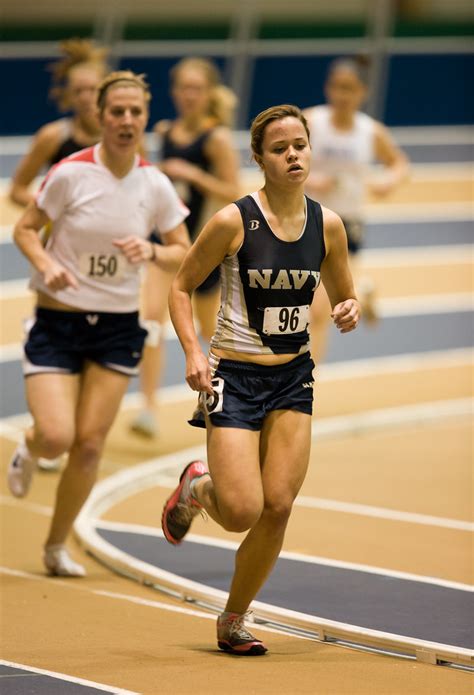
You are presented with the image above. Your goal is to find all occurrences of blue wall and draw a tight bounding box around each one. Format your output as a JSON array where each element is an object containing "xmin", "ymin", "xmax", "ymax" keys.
[
  {"xmin": 385, "ymin": 53, "xmax": 473, "ymax": 126},
  {"xmin": 0, "ymin": 53, "xmax": 472, "ymax": 135}
]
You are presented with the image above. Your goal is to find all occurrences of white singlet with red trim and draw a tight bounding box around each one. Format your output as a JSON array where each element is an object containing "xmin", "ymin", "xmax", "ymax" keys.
[
  {"xmin": 32, "ymin": 144, "xmax": 189, "ymax": 312},
  {"xmin": 307, "ymin": 104, "xmax": 375, "ymax": 219}
]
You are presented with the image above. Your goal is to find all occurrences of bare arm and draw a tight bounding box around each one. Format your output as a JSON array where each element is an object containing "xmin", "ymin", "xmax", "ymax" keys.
[
  {"xmin": 161, "ymin": 128, "xmax": 240, "ymax": 202},
  {"xmin": 113, "ymin": 223, "xmax": 190, "ymax": 271},
  {"xmin": 13, "ymin": 203, "xmax": 78, "ymax": 290},
  {"xmin": 9, "ymin": 123, "xmax": 63, "ymax": 207},
  {"xmin": 369, "ymin": 122, "xmax": 410, "ymax": 197},
  {"xmin": 320, "ymin": 207, "xmax": 360, "ymax": 334},
  {"xmin": 169, "ymin": 204, "xmax": 243, "ymax": 393}
]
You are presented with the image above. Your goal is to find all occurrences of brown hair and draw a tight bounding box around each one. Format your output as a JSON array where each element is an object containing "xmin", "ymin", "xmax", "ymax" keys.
[
  {"xmin": 327, "ymin": 55, "xmax": 371, "ymax": 85},
  {"xmin": 250, "ymin": 104, "xmax": 310, "ymax": 159},
  {"xmin": 97, "ymin": 71, "xmax": 152, "ymax": 113},
  {"xmin": 170, "ymin": 57, "xmax": 237, "ymax": 127},
  {"xmin": 48, "ymin": 38, "xmax": 108, "ymax": 110}
]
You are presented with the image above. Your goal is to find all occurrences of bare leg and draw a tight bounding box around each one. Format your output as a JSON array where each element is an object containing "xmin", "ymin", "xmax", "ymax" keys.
[
  {"xmin": 194, "ymin": 425, "xmax": 263, "ymax": 531},
  {"xmin": 24, "ymin": 373, "xmax": 79, "ymax": 459},
  {"xmin": 224, "ymin": 410, "xmax": 311, "ymax": 614},
  {"xmin": 45, "ymin": 363, "xmax": 129, "ymax": 546},
  {"xmin": 193, "ymin": 410, "xmax": 312, "ymax": 613}
]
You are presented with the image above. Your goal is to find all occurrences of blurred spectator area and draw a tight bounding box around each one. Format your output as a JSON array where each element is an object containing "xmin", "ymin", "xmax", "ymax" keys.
[{"xmin": 0, "ymin": 0, "xmax": 472, "ymax": 133}]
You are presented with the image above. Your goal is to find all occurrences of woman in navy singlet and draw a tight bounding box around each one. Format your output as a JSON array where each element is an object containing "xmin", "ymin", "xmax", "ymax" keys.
[
  {"xmin": 161, "ymin": 105, "xmax": 360, "ymax": 656},
  {"xmin": 9, "ymin": 39, "xmax": 107, "ymax": 208},
  {"xmin": 131, "ymin": 57, "xmax": 240, "ymax": 438}
]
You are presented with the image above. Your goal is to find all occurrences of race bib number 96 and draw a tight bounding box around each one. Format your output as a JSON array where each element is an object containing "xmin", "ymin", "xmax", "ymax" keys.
[
  {"xmin": 79, "ymin": 253, "xmax": 127, "ymax": 284},
  {"xmin": 262, "ymin": 305, "xmax": 310, "ymax": 335}
]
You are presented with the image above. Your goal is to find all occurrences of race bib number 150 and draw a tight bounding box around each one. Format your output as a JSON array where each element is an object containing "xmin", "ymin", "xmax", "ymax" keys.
[{"xmin": 79, "ymin": 253, "xmax": 126, "ymax": 284}]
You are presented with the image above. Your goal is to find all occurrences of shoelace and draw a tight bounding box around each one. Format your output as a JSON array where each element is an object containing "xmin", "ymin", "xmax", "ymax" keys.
[
  {"xmin": 171, "ymin": 502, "xmax": 207, "ymax": 526},
  {"xmin": 226, "ymin": 612, "xmax": 256, "ymax": 641}
]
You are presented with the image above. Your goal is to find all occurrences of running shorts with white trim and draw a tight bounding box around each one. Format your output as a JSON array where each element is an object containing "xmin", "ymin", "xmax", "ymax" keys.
[
  {"xmin": 189, "ymin": 352, "xmax": 315, "ymax": 431},
  {"xmin": 23, "ymin": 307, "xmax": 147, "ymax": 377}
]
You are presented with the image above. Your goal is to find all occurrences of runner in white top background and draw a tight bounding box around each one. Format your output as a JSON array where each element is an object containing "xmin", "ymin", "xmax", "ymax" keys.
[
  {"xmin": 304, "ymin": 56, "xmax": 409, "ymax": 361},
  {"xmin": 7, "ymin": 71, "xmax": 190, "ymax": 577}
]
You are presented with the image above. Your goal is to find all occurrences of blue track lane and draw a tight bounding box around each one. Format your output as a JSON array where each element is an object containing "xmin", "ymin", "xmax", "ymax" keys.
[{"xmin": 97, "ymin": 529, "xmax": 474, "ymax": 650}]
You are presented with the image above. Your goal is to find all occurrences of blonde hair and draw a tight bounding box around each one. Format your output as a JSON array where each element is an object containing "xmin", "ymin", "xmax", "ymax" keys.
[
  {"xmin": 170, "ymin": 57, "xmax": 237, "ymax": 127},
  {"xmin": 97, "ymin": 71, "xmax": 152, "ymax": 113},
  {"xmin": 48, "ymin": 38, "xmax": 108, "ymax": 110},
  {"xmin": 250, "ymin": 104, "xmax": 310, "ymax": 159}
]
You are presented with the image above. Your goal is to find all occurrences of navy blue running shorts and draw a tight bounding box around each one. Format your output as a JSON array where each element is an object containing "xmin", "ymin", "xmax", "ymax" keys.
[
  {"xmin": 23, "ymin": 308, "xmax": 148, "ymax": 377},
  {"xmin": 189, "ymin": 352, "xmax": 315, "ymax": 431}
]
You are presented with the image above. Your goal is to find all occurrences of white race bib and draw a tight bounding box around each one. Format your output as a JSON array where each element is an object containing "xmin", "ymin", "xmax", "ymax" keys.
[
  {"xmin": 79, "ymin": 253, "xmax": 127, "ymax": 284},
  {"xmin": 262, "ymin": 305, "xmax": 310, "ymax": 335}
]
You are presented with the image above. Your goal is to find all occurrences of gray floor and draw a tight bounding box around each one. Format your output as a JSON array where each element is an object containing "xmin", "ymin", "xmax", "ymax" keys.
[
  {"xmin": 1, "ymin": 219, "xmax": 472, "ymax": 284},
  {"xmin": 1, "ymin": 213, "xmax": 473, "ymax": 418},
  {"xmin": 0, "ymin": 664, "xmax": 123, "ymax": 695},
  {"xmin": 98, "ymin": 530, "xmax": 474, "ymax": 650},
  {"xmin": 1, "ymin": 310, "xmax": 471, "ymax": 419}
]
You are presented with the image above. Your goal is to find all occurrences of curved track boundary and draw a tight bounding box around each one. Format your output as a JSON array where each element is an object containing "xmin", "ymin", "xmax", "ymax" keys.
[{"xmin": 74, "ymin": 434, "xmax": 473, "ymax": 671}]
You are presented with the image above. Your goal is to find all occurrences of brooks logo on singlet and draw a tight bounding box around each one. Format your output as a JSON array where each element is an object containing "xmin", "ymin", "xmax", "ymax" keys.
[{"xmin": 248, "ymin": 269, "xmax": 320, "ymax": 291}]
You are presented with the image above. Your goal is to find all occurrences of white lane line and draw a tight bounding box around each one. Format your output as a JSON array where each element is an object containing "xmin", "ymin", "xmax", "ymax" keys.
[
  {"xmin": 389, "ymin": 126, "xmax": 473, "ymax": 145},
  {"xmin": 0, "ymin": 657, "xmax": 138, "ymax": 695},
  {"xmin": 295, "ymin": 497, "xmax": 473, "ymax": 532},
  {"xmin": 365, "ymin": 203, "xmax": 473, "ymax": 223},
  {"xmin": 1, "ymin": 243, "xmax": 472, "ymax": 299},
  {"xmin": 1, "ymin": 300, "xmax": 473, "ymax": 365},
  {"xmin": 4, "ymin": 487, "xmax": 470, "ymax": 589},
  {"xmin": 0, "ymin": 279, "xmax": 33, "ymax": 298},
  {"xmin": 95, "ymin": 519, "xmax": 473, "ymax": 593},
  {"xmin": 0, "ymin": 566, "xmax": 302, "ymax": 641},
  {"xmin": 318, "ymin": 347, "xmax": 473, "ymax": 381},
  {"xmin": 360, "ymin": 244, "xmax": 472, "ymax": 267},
  {"xmin": 310, "ymin": 397, "xmax": 473, "ymax": 440},
  {"xmin": 377, "ymin": 293, "xmax": 473, "ymax": 317},
  {"xmin": 0, "ymin": 495, "xmax": 51, "ymax": 516}
]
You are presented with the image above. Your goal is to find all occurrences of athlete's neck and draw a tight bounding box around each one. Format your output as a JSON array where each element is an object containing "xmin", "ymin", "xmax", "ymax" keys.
[
  {"xmin": 179, "ymin": 114, "xmax": 214, "ymax": 134},
  {"xmin": 330, "ymin": 108, "xmax": 356, "ymax": 131},
  {"xmin": 98, "ymin": 143, "xmax": 136, "ymax": 178},
  {"xmin": 260, "ymin": 185, "xmax": 305, "ymax": 219},
  {"xmin": 73, "ymin": 114, "xmax": 101, "ymax": 139}
]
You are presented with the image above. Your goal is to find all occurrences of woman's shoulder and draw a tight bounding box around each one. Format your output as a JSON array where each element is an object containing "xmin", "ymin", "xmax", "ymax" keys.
[{"xmin": 30, "ymin": 119, "xmax": 71, "ymax": 159}]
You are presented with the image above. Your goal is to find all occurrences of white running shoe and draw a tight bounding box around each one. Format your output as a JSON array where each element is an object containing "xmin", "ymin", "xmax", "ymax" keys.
[
  {"xmin": 43, "ymin": 545, "xmax": 86, "ymax": 577},
  {"xmin": 7, "ymin": 442, "xmax": 37, "ymax": 498},
  {"xmin": 37, "ymin": 457, "xmax": 62, "ymax": 472},
  {"xmin": 130, "ymin": 410, "xmax": 159, "ymax": 438}
]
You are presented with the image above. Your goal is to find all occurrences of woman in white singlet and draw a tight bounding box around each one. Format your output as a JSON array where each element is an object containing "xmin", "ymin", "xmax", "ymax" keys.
[
  {"xmin": 304, "ymin": 56, "xmax": 409, "ymax": 360},
  {"xmin": 7, "ymin": 71, "xmax": 190, "ymax": 578}
]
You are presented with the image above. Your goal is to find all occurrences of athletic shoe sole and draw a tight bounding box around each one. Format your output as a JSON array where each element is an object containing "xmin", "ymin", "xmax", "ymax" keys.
[
  {"xmin": 217, "ymin": 640, "xmax": 268, "ymax": 656},
  {"xmin": 161, "ymin": 461, "xmax": 205, "ymax": 545}
]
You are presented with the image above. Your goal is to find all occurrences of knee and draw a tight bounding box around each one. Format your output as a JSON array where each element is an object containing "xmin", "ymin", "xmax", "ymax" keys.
[
  {"xmin": 33, "ymin": 426, "xmax": 73, "ymax": 459},
  {"xmin": 220, "ymin": 500, "xmax": 263, "ymax": 533},
  {"xmin": 70, "ymin": 434, "xmax": 105, "ymax": 473},
  {"xmin": 262, "ymin": 497, "xmax": 294, "ymax": 527}
]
